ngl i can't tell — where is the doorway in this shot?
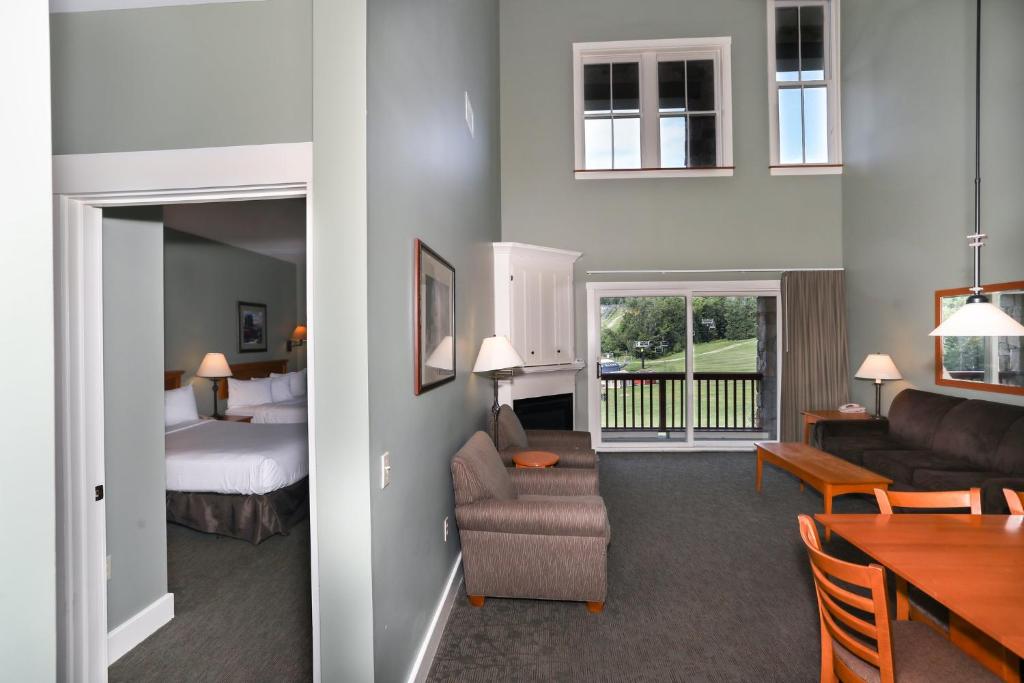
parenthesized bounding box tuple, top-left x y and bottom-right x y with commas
(586, 281, 781, 451)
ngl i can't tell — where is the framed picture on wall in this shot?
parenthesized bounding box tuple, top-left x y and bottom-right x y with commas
(414, 239, 456, 394)
(238, 301, 268, 353)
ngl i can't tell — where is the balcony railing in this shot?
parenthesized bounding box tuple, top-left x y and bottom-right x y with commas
(600, 372, 764, 432)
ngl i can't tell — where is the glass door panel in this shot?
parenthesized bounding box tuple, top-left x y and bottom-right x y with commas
(598, 295, 689, 444)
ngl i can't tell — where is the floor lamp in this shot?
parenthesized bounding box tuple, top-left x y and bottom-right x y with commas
(197, 352, 233, 419)
(473, 336, 525, 446)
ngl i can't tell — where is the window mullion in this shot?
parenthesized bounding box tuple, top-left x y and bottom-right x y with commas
(640, 52, 660, 169)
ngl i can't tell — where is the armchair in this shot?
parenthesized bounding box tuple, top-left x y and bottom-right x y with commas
(488, 404, 598, 469)
(451, 431, 609, 612)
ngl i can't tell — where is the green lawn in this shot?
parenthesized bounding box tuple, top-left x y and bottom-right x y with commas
(619, 337, 757, 373)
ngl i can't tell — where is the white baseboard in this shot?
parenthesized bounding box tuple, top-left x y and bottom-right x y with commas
(408, 553, 463, 683)
(107, 592, 174, 665)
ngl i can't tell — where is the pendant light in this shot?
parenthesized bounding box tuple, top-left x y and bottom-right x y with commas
(930, 0, 1024, 338)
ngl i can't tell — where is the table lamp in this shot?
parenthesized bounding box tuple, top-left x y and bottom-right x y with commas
(196, 352, 233, 419)
(473, 336, 525, 445)
(855, 354, 902, 419)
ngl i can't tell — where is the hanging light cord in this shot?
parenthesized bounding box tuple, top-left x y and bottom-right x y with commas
(969, 0, 986, 302)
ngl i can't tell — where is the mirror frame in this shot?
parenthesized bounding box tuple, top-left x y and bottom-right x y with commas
(934, 280, 1024, 397)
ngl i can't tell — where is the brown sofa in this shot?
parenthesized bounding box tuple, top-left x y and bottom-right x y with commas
(488, 404, 598, 469)
(815, 389, 1024, 512)
(451, 431, 609, 611)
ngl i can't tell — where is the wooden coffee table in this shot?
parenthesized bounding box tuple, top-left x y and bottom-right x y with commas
(513, 450, 559, 468)
(801, 409, 875, 444)
(755, 442, 891, 539)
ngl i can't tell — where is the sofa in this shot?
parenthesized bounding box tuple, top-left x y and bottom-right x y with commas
(815, 389, 1024, 512)
(451, 431, 609, 611)
(488, 404, 598, 469)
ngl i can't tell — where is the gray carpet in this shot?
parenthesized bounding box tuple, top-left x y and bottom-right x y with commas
(109, 520, 313, 683)
(427, 451, 876, 682)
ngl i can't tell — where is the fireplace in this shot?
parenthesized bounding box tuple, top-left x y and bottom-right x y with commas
(513, 393, 574, 430)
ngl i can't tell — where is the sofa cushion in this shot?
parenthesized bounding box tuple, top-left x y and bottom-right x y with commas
(451, 431, 516, 506)
(861, 450, 975, 486)
(887, 389, 965, 450)
(932, 400, 1024, 473)
(493, 405, 530, 451)
(823, 434, 905, 465)
(911, 468, 1000, 493)
(994, 416, 1024, 476)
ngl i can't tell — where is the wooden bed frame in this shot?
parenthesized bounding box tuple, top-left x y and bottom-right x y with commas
(165, 370, 184, 390)
(217, 359, 290, 400)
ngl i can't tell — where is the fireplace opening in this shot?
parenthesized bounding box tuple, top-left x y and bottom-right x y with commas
(513, 393, 574, 430)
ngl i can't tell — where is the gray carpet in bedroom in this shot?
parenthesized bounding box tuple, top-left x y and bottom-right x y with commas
(109, 520, 312, 683)
(427, 451, 876, 683)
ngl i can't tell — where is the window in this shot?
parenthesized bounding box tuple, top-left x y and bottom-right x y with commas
(767, 0, 842, 175)
(573, 38, 733, 179)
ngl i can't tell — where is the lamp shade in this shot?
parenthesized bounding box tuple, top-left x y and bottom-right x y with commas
(855, 354, 902, 381)
(473, 336, 525, 373)
(424, 336, 454, 371)
(290, 325, 308, 341)
(196, 352, 232, 379)
(929, 301, 1024, 337)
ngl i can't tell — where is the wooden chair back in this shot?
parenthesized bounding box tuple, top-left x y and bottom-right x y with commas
(1004, 488, 1024, 515)
(797, 515, 895, 683)
(872, 487, 981, 515)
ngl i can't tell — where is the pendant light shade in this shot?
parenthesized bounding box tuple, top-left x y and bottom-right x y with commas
(930, 301, 1024, 337)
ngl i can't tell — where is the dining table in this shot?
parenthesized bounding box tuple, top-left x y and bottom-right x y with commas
(816, 513, 1024, 683)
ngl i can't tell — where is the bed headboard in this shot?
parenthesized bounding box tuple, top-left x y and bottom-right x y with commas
(165, 370, 184, 390)
(218, 359, 290, 400)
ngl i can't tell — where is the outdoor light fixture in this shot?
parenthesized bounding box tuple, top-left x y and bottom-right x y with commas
(473, 336, 525, 445)
(855, 354, 902, 419)
(196, 352, 233, 419)
(929, 0, 1024, 339)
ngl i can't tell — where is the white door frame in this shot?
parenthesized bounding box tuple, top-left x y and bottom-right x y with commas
(586, 280, 783, 452)
(52, 143, 321, 682)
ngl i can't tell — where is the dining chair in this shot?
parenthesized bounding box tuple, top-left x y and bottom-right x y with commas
(796, 515, 997, 683)
(1004, 488, 1024, 515)
(872, 487, 982, 633)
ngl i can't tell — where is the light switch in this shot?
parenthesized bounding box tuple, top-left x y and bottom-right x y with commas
(381, 452, 391, 489)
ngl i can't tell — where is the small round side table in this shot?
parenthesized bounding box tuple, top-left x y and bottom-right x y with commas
(512, 450, 560, 469)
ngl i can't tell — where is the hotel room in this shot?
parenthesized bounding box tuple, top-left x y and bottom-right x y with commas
(5, 0, 1024, 682)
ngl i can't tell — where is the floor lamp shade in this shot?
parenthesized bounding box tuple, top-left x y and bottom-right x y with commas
(473, 336, 525, 373)
(196, 352, 232, 378)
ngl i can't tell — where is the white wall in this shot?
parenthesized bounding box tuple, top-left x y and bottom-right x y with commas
(0, 4, 56, 679)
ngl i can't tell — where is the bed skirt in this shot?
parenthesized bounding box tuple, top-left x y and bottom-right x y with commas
(166, 478, 309, 545)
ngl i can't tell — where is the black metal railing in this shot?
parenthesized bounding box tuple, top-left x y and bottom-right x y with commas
(600, 372, 763, 432)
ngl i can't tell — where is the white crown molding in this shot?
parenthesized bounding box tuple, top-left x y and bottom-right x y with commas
(50, 0, 262, 14)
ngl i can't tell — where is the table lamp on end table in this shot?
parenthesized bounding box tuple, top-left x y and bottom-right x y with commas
(473, 336, 525, 446)
(855, 353, 902, 419)
(196, 352, 233, 419)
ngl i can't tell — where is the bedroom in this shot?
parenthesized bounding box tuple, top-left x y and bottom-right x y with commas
(102, 198, 313, 679)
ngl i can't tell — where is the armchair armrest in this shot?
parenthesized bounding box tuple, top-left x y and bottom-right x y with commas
(527, 429, 593, 451)
(455, 496, 608, 538)
(509, 467, 599, 496)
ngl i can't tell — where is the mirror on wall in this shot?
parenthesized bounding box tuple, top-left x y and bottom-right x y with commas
(934, 281, 1024, 397)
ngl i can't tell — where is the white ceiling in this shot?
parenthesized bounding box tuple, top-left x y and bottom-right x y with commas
(164, 198, 306, 266)
(50, 0, 261, 14)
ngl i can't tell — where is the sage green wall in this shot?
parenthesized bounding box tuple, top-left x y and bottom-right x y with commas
(103, 211, 169, 630)
(366, 0, 500, 680)
(1, 5, 55, 679)
(49, 0, 311, 154)
(163, 228, 298, 416)
(842, 0, 1024, 409)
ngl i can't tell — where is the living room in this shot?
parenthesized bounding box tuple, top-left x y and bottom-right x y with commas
(5, 0, 1024, 681)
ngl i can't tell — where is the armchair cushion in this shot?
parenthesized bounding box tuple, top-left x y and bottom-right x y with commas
(451, 431, 515, 506)
(526, 429, 592, 451)
(493, 405, 530, 451)
(455, 495, 609, 539)
(508, 467, 599, 497)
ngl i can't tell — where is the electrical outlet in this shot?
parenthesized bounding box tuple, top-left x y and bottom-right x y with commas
(106, 555, 112, 581)
(443, 516, 449, 542)
(381, 452, 391, 489)
(464, 91, 475, 138)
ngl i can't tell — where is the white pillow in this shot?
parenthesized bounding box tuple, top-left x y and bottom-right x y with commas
(271, 369, 307, 398)
(270, 375, 294, 402)
(165, 385, 199, 427)
(227, 377, 273, 409)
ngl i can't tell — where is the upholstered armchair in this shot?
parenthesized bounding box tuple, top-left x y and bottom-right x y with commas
(451, 431, 609, 612)
(487, 404, 598, 469)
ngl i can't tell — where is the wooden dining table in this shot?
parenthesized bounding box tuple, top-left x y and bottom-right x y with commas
(816, 514, 1024, 682)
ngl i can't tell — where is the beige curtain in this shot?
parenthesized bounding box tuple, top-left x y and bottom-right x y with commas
(780, 271, 850, 442)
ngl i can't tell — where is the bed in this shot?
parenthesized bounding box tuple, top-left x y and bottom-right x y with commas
(220, 360, 309, 424)
(164, 370, 309, 544)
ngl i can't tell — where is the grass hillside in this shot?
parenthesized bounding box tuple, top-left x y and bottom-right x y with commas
(619, 338, 757, 373)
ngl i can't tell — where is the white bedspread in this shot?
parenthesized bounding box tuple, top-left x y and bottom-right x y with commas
(165, 420, 308, 495)
(226, 397, 308, 424)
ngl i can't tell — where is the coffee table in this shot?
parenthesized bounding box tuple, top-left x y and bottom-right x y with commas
(513, 450, 559, 468)
(755, 441, 891, 539)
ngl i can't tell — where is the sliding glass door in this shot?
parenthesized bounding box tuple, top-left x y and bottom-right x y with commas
(587, 283, 780, 450)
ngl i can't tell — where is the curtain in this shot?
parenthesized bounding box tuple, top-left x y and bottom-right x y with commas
(780, 271, 850, 442)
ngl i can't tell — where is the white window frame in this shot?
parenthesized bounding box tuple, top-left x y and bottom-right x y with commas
(573, 37, 734, 180)
(766, 0, 843, 175)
